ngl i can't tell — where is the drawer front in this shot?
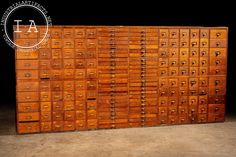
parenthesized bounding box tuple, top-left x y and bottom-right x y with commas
(18, 122, 40, 134)
(18, 112, 39, 122)
(17, 103, 39, 112)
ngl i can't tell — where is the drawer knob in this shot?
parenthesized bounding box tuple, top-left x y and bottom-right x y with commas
(201, 51, 206, 56)
(24, 73, 31, 77)
(215, 51, 221, 56)
(215, 80, 220, 86)
(26, 116, 32, 120)
(216, 33, 221, 37)
(215, 60, 220, 65)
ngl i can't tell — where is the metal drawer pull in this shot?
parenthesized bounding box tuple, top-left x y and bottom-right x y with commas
(24, 73, 31, 77)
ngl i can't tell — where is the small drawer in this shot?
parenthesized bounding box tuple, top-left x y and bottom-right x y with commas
(169, 39, 179, 47)
(158, 48, 169, 58)
(199, 95, 208, 105)
(75, 59, 85, 68)
(51, 59, 62, 69)
(75, 39, 86, 48)
(76, 110, 86, 120)
(64, 69, 75, 79)
(52, 121, 64, 131)
(17, 102, 39, 113)
(16, 60, 38, 69)
(159, 29, 169, 38)
(75, 101, 86, 110)
(169, 48, 179, 58)
(169, 29, 179, 39)
(210, 58, 226, 66)
(75, 69, 86, 79)
(189, 105, 197, 115)
(64, 111, 75, 121)
(179, 68, 189, 76)
(168, 97, 178, 106)
(189, 96, 198, 105)
(41, 112, 51, 121)
(64, 59, 75, 69)
(200, 29, 209, 38)
(200, 48, 209, 57)
(87, 100, 97, 110)
(159, 39, 168, 47)
(209, 66, 226, 75)
(198, 105, 207, 114)
(189, 58, 199, 67)
(169, 87, 178, 97)
(64, 91, 75, 101)
(17, 92, 39, 102)
(189, 67, 199, 76)
(40, 102, 51, 112)
(179, 87, 188, 96)
(51, 81, 63, 91)
(16, 49, 38, 59)
(17, 80, 39, 92)
(208, 113, 225, 122)
(180, 29, 189, 39)
(178, 106, 188, 115)
(180, 48, 189, 58)
(40, 92, 51, 101)
(53, 111, 64, 121)
(39, 81, 50, 91)
(15, 39, 37, 47)
(179, 97, 188, 106)
(39, 70, 50, 79)
(64, 101, 75, 111)
(209, 48, 227, 58)
(159, 78, 168, 87)
(51, 39, 62, 48)
(39, 49, 51, 59)
(209, 77, 226, 87)
(16, 70, 38, 80)
(51, 28, 62, 38)
(52, 101, 63, 111)
(75, 50, 85, 58)
(179, 116, 189, 124)
(87, 119, 98, 129)
(159, 97, 168, 106)
(18, 112, 39, 122)
(197, 114, 207, 123)
(40, 122, 52, 132)
(64, 121, 75, 131)
(190, 29, 199, 38)
(51, 49, 62, 59)
(210, 39, 227, 48)
(63, 49, 74, 58)
(169, 58, 179, 67)
(18, 122, 40, 134)
(168, 67, 178, 76)
(75, 80, 85, 90)
(209, 87, 226, 95)
(168, 116, 178, 124)
(179, 77, 188, 87)
(199, 58, 208, 67)
(200, 39, 209, 47)
(190, 48, 199, 57)
(168, 106, 177, 115)
(86, 29, 97, 38)
(199, 67, 208, 75)
(75, 120, 86, 130)
(64, 81, 75, 91)
(87, 69, 97, 79)
(63, 28, 74, 38)
(52, 92, 63, 101)
(63, 39, 74, 49)
(210, 29, 227, 39)
(87, 80, 97, 90)
(39, 60, 51, 69)
(75, 29, 85, 38)
(86, 59, 97, 68)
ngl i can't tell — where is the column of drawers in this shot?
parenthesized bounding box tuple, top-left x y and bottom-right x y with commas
(98, 28, 129, 129)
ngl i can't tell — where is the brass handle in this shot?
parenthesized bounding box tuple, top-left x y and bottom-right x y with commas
(24, 73, 31, 77)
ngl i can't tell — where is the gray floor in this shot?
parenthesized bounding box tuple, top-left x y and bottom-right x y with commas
(0, 105, 236, 157)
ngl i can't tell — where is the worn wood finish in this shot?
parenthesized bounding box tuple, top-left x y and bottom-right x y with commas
(15, 26, 228, 134)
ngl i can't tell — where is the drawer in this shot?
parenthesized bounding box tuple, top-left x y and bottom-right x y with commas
(40, 81, 50, 91)
(64, 91, 75, 101)
(179, 48, 189, 58)
(40, 40, 51, 48)
(87, 59, 97, 68)
(18, 112, 39, 122)
(179, 97, 188, 106)
(87, 69, 97, 79)
(63, 28, 74, 38)
(158, 116, 168, 124)
(180, 40, 189, 48)
(159, 78, 168, 87)
(16, 49, 38, 59)
(64, 81, 75, 91)
(86, 51, 97, 58)
(209, 48, 227, 58)
(87, 100, 97, 110)
(51, 81, 63, 91)
(64, 111, 75, 121)
(179, 77, 188, 87)
(180, 29, 189, 39)
(39, 60, 51, 69)
(179, 58, 188, 67)
(200, 48, 209, 57)
(51, 28, 62, 38)
(199, 95, 208, 105)
(76, 110, 86, 120)
(199, 58, 208, 67)
(199, 67, 208, 75)
(52, 92, 63, 102)
(51, 49, 62, 59)
(198, 105, 207, 114)
(63, 39, 74, 49)
(210, 58, 226, 66)
(39, 70, 50, 79)
(190, 48, 199, 57)
(40, 102, 51, 112)
(15, 39, 37, 47)
(87, 90, 97, 99)
(64, 101, 75, 110)
(207, 113, 225, 122)
(64, 59, 75, 69)
(169, 48, 179, 58)
(52, 101, 64, 111)
(87, 80, 97, 90)
(39, 91, 51, 101)
(168, 97, 178, 106)
(87, 110, 97, 119)
(189, 58, 199, 67)
(189, 105, 198, 115)
(53, 111, 64, 121)
(168, 116, 178, 125)
(200, 29, 209, 38)
(168, 67, 178, 76)
(75, 80, 85, 90)
(52, 121, 64, 131)
(17, 102, 39, 113)
(210, 29, 227, 39)
(39, 49, 51, 59)
(64, 121, 75, 131)
(16, 70, 38, 80)
(15, 27, 38, 38)
(87, 39, 97, 49)
(159, 97, 168, 106)
(75, 120, 86, 130)
(16, 60, 38, 69)
(178, 106, 188, 115)
(199, 87, 208, 95)
(75, 101, 86, 110)
(75, 91, 86, 100)
(169, 39, 179, 47)
(210, 39, 227, 48)
(189, 95, 198, 105)
(169, 87, 178, 97)
(209, 87, 226, 95)
(168, 58, 179, 67)
(74, 29, 85, 38)
(17, 92, 39, 102)
(159, 29, 169, 38)
(158, 68, 168, 76)
(169, 29, 179, 38)
(159, 39, 168, 47)
(189, 77, 198, 88)
(41, 112, 51, 121)
(197, 114, 207, 123)
(64, 69, 75, 79)
(209, 77, 226, 87)
(75, 50, 85, 58)
(189, 67, 198, 76)
(41, 122, 52, 132)
(190, 29, 199, 38)
(17, 80, 39, 91)
(200, 39, 209, 47)
(86, 29, 97, 38)
(63, 49, 75, 58)
(168, 106, 177, 115)
(51, 39, 62, 48)
(158, 107, 168, 116)
(87, 119, 98, 129)
(209, 66, 226, 75)
(75, 69, 86, 79)
(75, 59, 85, 68)
(18, 122, 40, 133)
(209, 95, 225, 104)
(179, 115, 189, 124)
(179, 87, 188, 96)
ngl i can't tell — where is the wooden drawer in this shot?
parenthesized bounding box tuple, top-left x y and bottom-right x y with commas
(17, 102, 39, 113)
(16, 60, 38, 69)
(16, 70, 38, 80)
(210, 29, 227, 39)
(17, 92, 39, 102)
(41, 112, 51, 121)
(41, 122, 52, 132)
(17, 80, 39, 92)
(16, 49, 38, 59)
(18, 112, 39, 122)
(208, 104, 225, 114)
(52, 121, 64, 131)
(18, 122, 40, 134)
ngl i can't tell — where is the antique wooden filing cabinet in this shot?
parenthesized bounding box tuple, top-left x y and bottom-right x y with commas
(14, 26, 228, 134)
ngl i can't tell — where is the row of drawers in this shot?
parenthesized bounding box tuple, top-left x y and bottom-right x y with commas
(15, 27, 227, 39)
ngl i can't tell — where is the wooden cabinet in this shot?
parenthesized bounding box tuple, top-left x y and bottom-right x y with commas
(15, 26, 228, 134)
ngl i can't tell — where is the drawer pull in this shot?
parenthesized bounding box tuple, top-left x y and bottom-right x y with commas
(24, 63, 31, 67)
(26, 116, 32, 120)
(215, 107, 219, 112)
(202, 32, 207, 37)
(216, 33, 221, 37)
(24, 73, 31, 77)
(202, 42, 207, 46)
(216, 42, 220, 47)
(215, 69, 220, 74)
(215, 89, 219, 94)
(43, 105, 49, 108)
(25, 106, 31, 110)
(43, 95, 48, 98)
(215, 51, 221, 56)
(201, 51, 206, 56)
(55, 125, 61, 128)
(25, 96, 31, 99)
(215, 60, 220, 65)
(27, 126, 32, 129)
(215, 80, 220, 86)
(191, 42, 197, 47)
(67, 125, 72, 128)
